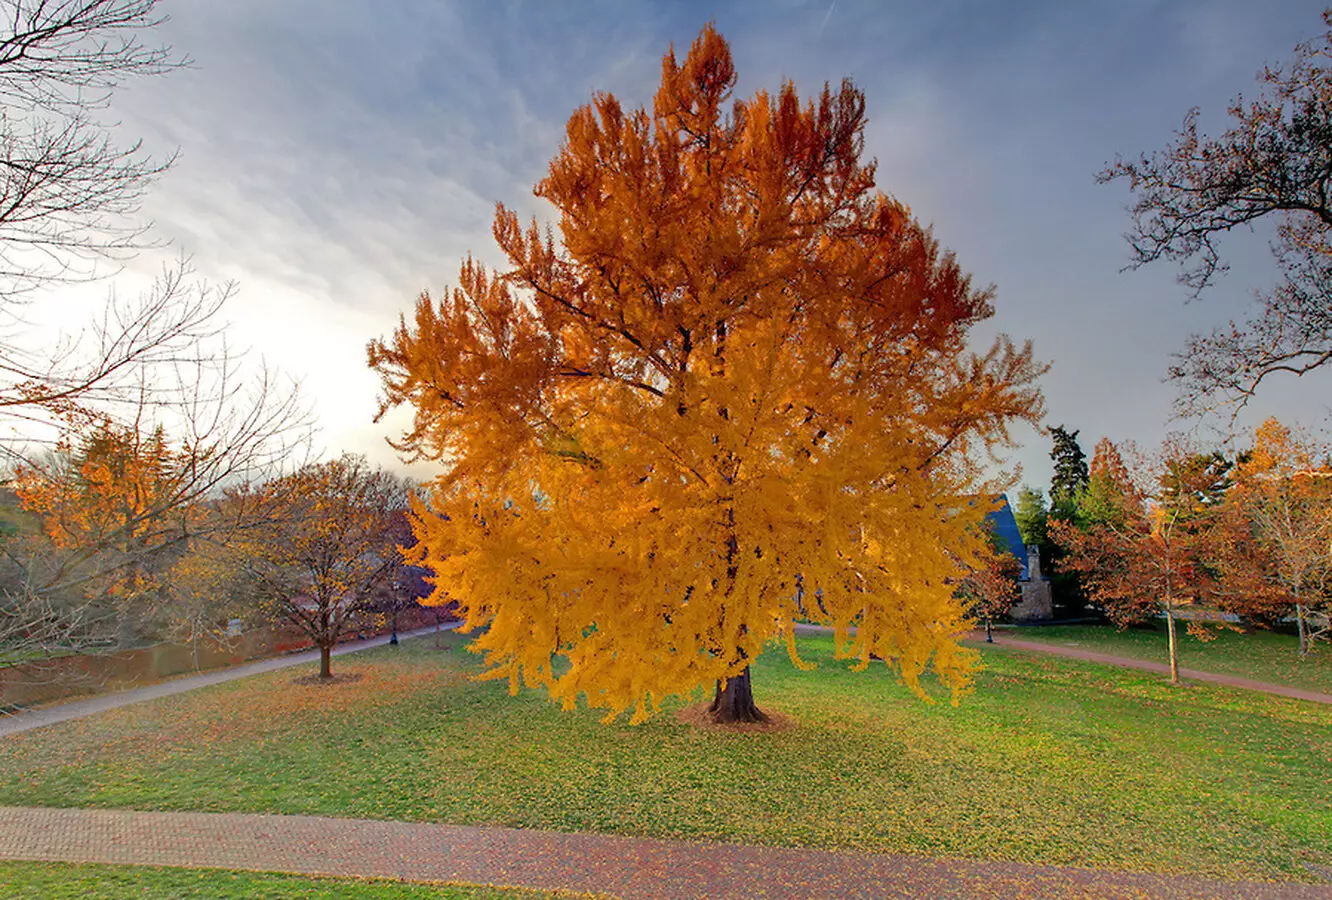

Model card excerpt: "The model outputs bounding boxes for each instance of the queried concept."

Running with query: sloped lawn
[992,621,1332,693]
[0,630,1328,883]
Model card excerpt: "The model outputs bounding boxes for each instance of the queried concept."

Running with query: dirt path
[1,805,1327,900]
[0,624,459,739]
[793,623,1332,705]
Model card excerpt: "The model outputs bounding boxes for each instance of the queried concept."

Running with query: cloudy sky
[51,0,1331,491]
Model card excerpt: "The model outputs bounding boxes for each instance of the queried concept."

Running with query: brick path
[1,806,1329,899]
[0,624,459,739]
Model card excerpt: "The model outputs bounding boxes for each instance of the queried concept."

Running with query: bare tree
[1099,9,1332,413]
[0,2,316,682]
[0,0,216,466]
[0,0,184,300]
[3,347,311,664]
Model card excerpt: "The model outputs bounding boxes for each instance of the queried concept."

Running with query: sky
[31,0,1332,492]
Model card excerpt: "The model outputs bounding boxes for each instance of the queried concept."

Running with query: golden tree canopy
[369,26,1045,723]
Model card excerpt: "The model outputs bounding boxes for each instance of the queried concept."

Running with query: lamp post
[389,580,400,646]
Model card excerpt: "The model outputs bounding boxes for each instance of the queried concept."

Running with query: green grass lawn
[0,632,1328,883]
[992,621,1332,693]
[0,861,590,899]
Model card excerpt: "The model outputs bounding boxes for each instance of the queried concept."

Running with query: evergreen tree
[1049,425,1089,523]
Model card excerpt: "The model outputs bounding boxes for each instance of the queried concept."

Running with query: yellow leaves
[781,621,817,672]
[373,25,1044,724]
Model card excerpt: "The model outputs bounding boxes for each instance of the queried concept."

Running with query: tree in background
[6,388,304,663]
[0,1,311,664]
[957,531,1022,643]
[1076,437,1137,530]
[1043,425,1090,615]
[1160,451,1234,522]
[1100,9,1332,411]
[370,26,1045,724]
[1013,486,1048,547]
[1052,439,1219,684]
[1214,418,1332,655]
[13,421,187,647]
[243,455,408,680]
[1048,425,1089,523]
[369,507,428,646]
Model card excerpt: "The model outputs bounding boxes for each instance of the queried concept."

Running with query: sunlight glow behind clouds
[51,0,1332,487]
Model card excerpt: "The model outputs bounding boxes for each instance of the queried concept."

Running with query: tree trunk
[1296,602,1309,657]
[1164,602,1179,685]
[708,666,768,724]
[984,616,993,643]
[319,643,332,679]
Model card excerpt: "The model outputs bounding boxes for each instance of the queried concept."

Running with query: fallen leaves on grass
[672,704,798,734]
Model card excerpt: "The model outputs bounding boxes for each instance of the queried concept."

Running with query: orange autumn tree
[1217,418,1332,655]
[369,26,1045,724]
[15,421,193,608]
[956,534,1022,644]
[1053,439,1218,684]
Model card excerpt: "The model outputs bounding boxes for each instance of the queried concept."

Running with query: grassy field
[993,621,1332,693]
[0,632,1328,883]
[0,861,588,899]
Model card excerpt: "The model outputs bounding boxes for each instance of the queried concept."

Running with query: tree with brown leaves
[1213,418,1332,655]
[1052,439,1218,684]
[243,455,408,680]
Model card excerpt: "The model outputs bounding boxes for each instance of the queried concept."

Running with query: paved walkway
[794,624,1332,705]
[0,624,459,738]
[1,806,1328,899]
[976,634,1332,705]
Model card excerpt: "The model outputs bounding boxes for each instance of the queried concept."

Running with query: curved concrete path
[793,624,1332,705]
[980,633,1332,705]
[1,805,1328,900]
[0,624,459,738]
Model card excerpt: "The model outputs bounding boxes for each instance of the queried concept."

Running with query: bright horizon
[17,0,1331,492]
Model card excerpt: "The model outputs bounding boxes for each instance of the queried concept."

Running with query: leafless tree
[1100,9,1332,413]
[2,344,312,666]
[0,2,317,686]
[0,0,218,467]
[0,0,184,301]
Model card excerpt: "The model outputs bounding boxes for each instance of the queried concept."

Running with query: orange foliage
[369,26,1045,722]
[1053,439,1222,680]
[1212,418,1332,651]
[957,541,1022,635]
[15,421,192,601]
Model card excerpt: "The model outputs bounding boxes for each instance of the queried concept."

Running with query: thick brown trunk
[1296,602,1309,657]
[708,666,768,723]
[319,644,332,679]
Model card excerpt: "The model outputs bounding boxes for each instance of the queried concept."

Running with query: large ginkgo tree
[369,26,1045,724]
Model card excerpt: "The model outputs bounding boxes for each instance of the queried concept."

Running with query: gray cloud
[77,0,1332,481]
